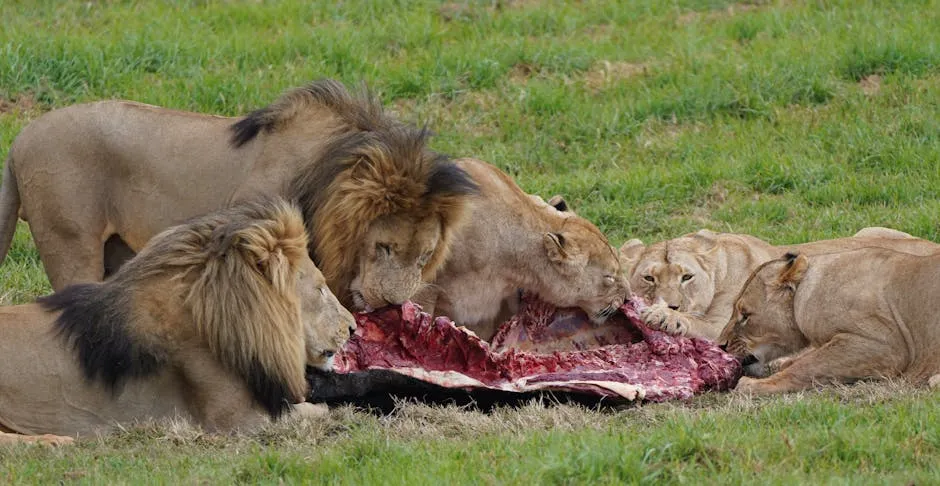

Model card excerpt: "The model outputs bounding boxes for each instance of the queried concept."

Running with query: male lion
[0,198,354,444]
[0,79,477,310]
[414,158,629,340]
[621,228,938,341]
[718,251,940,394]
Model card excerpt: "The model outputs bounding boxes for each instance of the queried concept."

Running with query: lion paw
[640,302,690,336]
[291,402,329,420]
[929,374,940,389]
[734,376,782,395]
[18,434,75,447]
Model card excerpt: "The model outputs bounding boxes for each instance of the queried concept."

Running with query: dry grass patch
[77,381,931,448]
[677,2,766,25]
[634,117,703,150]
[859,74,883,96]
[583,60,648,92]
[390,90,503,137]
[507,62,539,85]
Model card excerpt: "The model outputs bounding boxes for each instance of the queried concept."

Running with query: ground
[1,0,938,483]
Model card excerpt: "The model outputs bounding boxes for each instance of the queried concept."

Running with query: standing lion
[0,79,477,310]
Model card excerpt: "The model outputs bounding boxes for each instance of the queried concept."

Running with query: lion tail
[0,158,21,267]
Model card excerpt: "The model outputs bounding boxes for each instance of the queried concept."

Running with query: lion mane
[229,81,478,304]
[40,199,312,419]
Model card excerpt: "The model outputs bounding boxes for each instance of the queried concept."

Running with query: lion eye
[681,274,693,282]
[375,243,392,258]
[643,275,655,283]
[603,275,616,286]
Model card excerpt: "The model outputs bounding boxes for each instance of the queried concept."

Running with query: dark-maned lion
[719,251,940,394]
[0,79,477,310]
[0,198,354,445]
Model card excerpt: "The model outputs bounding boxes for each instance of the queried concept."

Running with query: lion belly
[0,305,192,437]
[9,101,264,287]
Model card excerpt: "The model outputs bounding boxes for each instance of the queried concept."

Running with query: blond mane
[43,198,311,418]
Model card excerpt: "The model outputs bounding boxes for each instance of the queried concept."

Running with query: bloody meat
[308,296,741,405]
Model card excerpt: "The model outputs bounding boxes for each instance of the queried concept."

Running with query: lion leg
[31,225,108,290]
[0,432,74,447]
[735,334,902,395]
[177,346,271,433]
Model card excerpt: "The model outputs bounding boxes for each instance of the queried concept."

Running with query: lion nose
[347,325,356,336]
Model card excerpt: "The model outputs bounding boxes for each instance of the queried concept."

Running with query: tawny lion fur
[0,79,477,310]
[0,198,354,445]
[718,250,940,394]
[620,228,939,341]
[413,159,629,340]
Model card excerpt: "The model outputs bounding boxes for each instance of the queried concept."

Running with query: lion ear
[776,252,808,290]
[544,232,568,263]
[544,232,586,269]
[547,195,569,212]
[618,239,645,276]
[232,231,291,289]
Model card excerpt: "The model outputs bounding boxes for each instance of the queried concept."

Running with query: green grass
[2,0,939,483]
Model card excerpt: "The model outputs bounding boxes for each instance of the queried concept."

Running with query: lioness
[414,158,629,340]
[621,229,939,341]
[0,198,354,444]
[718,251,940,394]
[0,79,477,310]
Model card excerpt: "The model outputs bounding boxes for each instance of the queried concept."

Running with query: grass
[1,0,939,483]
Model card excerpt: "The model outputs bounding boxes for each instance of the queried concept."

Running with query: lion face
[298,256,356,371]
[348,213,442,311]
[718,254,809,364]
[630,248,716,317]
[539,224,630,322]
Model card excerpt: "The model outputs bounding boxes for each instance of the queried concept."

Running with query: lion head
[232,80,478,310]
[233,80,477,309]
[718,253,810,363]
[539,213,629,322]
[621,232,720,316]
[43,198,354,419]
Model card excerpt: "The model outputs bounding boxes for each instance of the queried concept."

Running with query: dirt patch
[859,74,882,96]
[583,60,648,92]
[677,2,764,25]
[0,93,42,118]
[507,63,539,85]
[635,117,701,150]
[439,0,543,21]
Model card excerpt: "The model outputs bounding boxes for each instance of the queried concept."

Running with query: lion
[620,228,939,341]
[413,158,629,340]
[0,79,477,310]
[718,251,940,394]
[0,198,355,445]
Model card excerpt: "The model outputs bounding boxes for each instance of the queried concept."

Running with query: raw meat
[308,296,741,405]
